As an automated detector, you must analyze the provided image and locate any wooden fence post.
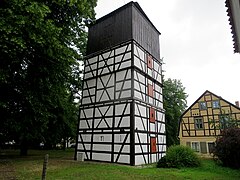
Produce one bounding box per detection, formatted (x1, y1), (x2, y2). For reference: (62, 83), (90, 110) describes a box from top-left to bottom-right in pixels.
(42, 154), (49, 180)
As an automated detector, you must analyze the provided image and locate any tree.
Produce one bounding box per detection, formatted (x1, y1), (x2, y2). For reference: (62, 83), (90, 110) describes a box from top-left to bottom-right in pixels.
(213, 128), (240, 169)
(209, 110), (240, 130)
(0, 0), (97, 155)
(163, 78), (188, 147)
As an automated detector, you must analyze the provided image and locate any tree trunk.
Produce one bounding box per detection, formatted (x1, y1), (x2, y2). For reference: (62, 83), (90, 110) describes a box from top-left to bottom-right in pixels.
(20, 139), (28, 156)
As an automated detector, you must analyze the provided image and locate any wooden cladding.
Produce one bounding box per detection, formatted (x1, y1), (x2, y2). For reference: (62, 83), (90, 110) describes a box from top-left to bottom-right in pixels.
(149, 107), (155, 123)
(148, 84), (153, 97)
(150, 137), (157, 153)
(147, 55), (153, 69)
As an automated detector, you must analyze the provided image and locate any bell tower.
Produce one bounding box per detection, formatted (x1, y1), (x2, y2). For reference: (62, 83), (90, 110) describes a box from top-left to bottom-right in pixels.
(76, 2), (166, 165)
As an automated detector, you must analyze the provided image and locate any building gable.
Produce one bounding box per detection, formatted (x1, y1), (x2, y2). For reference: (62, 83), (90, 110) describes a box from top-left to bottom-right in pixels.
(179, 90), (240, 138)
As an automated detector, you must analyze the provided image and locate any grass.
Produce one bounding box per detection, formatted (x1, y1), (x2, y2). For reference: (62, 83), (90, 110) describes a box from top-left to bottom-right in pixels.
(1, 149), (240, 180)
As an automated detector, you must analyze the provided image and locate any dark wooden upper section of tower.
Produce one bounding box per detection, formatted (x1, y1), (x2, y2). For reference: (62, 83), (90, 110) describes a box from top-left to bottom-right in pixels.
(86, 1), (161, 59)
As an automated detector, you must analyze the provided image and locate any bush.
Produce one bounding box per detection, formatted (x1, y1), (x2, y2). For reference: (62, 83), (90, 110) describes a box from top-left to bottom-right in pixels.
(157, 145), (201, 168)
(213, 128), (240, 169)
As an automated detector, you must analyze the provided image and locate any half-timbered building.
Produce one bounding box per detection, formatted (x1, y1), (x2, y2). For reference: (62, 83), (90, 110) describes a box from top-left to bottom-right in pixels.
(75, 2), (166, 165)
(179, 90), (240, 155)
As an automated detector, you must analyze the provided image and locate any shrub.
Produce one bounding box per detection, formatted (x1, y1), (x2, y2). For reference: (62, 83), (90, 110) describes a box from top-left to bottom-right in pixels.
(213, 128), (240, 169)
(157, 145), (201, 168)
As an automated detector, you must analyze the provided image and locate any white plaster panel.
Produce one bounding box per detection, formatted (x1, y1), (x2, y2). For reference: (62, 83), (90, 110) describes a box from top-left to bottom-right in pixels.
(150, 123), (155, 132)
(160, 123), (165, 133)
(135, 133), (147, 144)
(115, 45), (127, 55)
(80, 110), (85, 119)
(102, 51), (111, 59)
(148, 79), (153, 85)
(115, 55), (123, 63)
(116, 70), (126, 81)
(149, 97), (153, 104)
(93, 134), (112, 142)
(116, 82), (123, 91)
(115, 116), (130, 128)
(134, 91), (141, 100)
(114, 145), (130, 153)
(84, 144), (91, 151)
(135, 144), (148, 154)
(134, 57), (141, 69)
(123, 80), (131, 89)
(79, 120), (89, 129)
(107, 57), (114, 65)
(135, 117), (146, 131)
(81, 134), (92, 142)
(151, 154), (157, 163)
(158, 135), (166, 144)
(155, 84), (161, 92)
(102, 67), (110, 74)
(123, 52), (131, 61)
(93, 144), (111, 151)
(84, 108), (94, 118)
(134, 81), (140, 91)
(84, 72), (91, 79)
(98, 60), (105, 69)
(127, 44), (131, 51)
(137, 104), (146, 117)
(135, 71), (145, 83)
(147, 69), (152, 77)
(126, 69), (131, 79)
(87, 79), (96, 88)
(119, 60), (131, 70)
(115, 104), (130, 115)
(92, 153), (111, 162)
(114, 134), (128, 143)
(77, 143), (84, 150)
(84, 65), (90, 73)
(135, 155), (146, 165)
(88, 56), (98, 64)
(107, 87), (114, 100)
(115, 154), (130, 164)
(90, 63), (98, 71)
(134, 45), (145, 60)
(119, 90), (131, 99)
(153, 61), (159, 71)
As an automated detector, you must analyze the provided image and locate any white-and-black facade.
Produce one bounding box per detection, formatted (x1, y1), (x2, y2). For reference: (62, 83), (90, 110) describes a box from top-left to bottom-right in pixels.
(76, 2), (166, 166)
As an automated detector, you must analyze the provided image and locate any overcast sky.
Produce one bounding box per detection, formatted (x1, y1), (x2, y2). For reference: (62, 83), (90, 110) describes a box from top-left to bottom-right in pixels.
(95, 0), (240, 107)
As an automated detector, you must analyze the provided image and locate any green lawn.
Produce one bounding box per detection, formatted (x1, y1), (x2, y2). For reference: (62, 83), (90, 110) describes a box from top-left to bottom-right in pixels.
(1, 149), (240, 180)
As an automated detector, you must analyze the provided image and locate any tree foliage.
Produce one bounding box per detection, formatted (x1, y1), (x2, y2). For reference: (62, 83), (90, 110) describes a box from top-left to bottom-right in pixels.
(157, 145), (201, 168)
(0, 0), (97, 154)
(163, 78), (188, 147)
(213, 128), (240, 169)
(209, 110), (240, 130)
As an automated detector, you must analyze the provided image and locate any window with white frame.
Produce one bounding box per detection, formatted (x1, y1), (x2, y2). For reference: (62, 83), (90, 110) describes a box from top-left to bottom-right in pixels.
(194, 117), (204, 129)
(212, 100), (220, 109)
(199, 102), (207, 110)
(191, 142), (200, 152)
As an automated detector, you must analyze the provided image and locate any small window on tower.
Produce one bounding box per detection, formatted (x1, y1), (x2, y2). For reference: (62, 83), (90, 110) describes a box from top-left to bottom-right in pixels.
(147, 55), (153, 69)
(150, 137), (157, 153)
(150, 107), (155, 123)
(148, 84), (153, 97)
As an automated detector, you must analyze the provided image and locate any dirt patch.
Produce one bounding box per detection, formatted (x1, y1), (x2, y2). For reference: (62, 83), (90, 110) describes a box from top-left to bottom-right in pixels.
(0, 159), (16, 180)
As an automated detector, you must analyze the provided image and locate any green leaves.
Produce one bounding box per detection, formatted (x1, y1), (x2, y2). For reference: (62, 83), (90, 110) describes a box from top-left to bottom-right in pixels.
(163, 78), (188, 147)
(0, 0), (97, 153)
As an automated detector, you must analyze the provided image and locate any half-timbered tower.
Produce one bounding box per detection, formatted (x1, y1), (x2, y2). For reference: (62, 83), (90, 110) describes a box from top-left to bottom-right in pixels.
(76, 2), (166, 165)
(179, 90), (240, 155)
